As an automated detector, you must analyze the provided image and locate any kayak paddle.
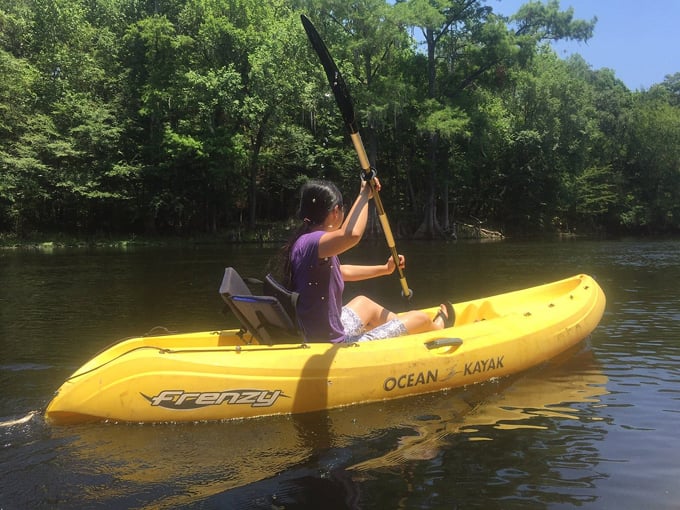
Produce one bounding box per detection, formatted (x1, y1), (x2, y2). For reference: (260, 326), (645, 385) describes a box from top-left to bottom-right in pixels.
(300, 14), (413, 300)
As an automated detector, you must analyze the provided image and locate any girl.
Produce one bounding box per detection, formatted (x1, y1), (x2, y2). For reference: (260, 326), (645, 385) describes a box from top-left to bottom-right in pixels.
(279, 177), (453, 343)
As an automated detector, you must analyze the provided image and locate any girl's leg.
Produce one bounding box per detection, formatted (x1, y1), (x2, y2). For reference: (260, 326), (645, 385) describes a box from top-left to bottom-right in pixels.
(346, 296), (450, 333)
(399, 305), (449, 333)
(345, 295), (396, 329)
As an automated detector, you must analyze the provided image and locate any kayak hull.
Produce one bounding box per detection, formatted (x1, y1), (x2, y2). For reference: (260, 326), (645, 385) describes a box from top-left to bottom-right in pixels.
(45, 274), (606, 424)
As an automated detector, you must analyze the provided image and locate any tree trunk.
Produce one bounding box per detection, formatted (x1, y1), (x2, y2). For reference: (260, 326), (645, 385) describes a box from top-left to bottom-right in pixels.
(364, 125), (381, 237)
(414, 27), (441, 239)
(442, 178), (450, 232)
(414, 131), (442, 238)
(247, 111), (271, 228)
(247, 145), (260, 229)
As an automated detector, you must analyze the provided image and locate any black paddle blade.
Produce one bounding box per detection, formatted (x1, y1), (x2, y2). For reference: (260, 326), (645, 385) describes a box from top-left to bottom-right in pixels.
(300, 14), (359, 134)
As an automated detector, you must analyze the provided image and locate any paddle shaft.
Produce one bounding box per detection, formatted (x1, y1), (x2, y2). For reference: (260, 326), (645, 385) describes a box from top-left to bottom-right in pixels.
(301, 14), (412, 299)
(349, 131), (411, 299)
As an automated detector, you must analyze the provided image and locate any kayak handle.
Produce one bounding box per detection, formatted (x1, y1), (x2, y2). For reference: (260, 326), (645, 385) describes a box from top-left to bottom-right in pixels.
(425, 338), (463, 350)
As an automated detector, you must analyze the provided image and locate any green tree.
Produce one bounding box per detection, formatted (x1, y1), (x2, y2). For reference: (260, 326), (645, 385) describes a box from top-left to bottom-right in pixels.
(0, 48), (40, 232)
(299, 0), (424, 235)
(659, 72), (680, 106)
(392, 0), (595, 237)
(240, 2), (311, 227)
(620, 92), (680, 232)
(1, 0), (136, 234)
(1, 0), (678, 238)
(392, 0), (488, 237)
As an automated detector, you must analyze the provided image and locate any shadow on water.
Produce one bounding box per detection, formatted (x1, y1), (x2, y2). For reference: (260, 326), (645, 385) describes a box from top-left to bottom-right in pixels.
(291, 343), (343, 417)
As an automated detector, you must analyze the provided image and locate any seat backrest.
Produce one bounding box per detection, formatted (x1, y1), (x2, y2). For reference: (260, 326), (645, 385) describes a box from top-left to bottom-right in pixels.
(229, 295), (298, 344)
(263, 273), (299, 324)
(219, 267), (256, 338)
(219, 267), (300, 344)
(219, 267), (253, 297)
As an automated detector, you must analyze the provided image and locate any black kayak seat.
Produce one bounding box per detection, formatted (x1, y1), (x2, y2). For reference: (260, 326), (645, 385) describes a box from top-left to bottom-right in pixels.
(219, 267), (300, 344)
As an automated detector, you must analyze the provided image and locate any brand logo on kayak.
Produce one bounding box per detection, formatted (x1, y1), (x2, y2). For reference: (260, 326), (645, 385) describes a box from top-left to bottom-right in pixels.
(142, 389), (287, 410)
(464, 356), (504, 376)
(383, 369), (438, 392)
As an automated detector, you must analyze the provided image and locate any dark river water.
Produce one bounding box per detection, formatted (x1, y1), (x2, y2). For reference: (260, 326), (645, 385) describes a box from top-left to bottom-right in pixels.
(1, 238), (679, 509)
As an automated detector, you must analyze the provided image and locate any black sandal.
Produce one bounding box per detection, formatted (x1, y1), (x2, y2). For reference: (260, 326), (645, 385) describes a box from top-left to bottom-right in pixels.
(433, 302), (455, 328)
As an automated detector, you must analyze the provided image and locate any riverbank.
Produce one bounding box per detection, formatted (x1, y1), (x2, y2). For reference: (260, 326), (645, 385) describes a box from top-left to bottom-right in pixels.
(0, 223), (297, 250)
(0, 234), (171, 251)
(0, 217), (513, 249)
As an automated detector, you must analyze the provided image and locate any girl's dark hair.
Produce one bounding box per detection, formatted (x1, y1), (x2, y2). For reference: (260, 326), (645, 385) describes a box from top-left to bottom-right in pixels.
(297, 179), (343, 225)
(271, 180), (343, 287)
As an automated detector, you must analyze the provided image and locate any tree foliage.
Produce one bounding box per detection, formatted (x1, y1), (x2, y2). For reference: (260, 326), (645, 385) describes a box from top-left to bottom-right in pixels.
(1, 0), (679, 238)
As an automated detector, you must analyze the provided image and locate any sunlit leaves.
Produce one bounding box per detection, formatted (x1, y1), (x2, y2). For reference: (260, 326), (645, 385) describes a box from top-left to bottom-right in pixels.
(417, 100), (469, 139)
(0, 0), (678, 237)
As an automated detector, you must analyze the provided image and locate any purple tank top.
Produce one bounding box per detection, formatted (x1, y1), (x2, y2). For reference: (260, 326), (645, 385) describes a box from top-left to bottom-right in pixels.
(290, 230), (345, 342)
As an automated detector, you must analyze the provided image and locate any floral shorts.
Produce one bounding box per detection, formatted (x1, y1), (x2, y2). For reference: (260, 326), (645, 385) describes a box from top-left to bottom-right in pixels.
(341, 307), (407, 342)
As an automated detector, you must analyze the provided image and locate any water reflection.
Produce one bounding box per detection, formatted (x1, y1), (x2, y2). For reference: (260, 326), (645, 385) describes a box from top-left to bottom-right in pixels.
(183, 347), (607, 509)
(348, 347), (607, 471)
(47, 416), (309, 507)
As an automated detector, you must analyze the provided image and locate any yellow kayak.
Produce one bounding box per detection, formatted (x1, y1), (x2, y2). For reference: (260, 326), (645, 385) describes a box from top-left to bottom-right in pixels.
(45, 273), (605, 424)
